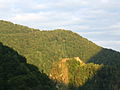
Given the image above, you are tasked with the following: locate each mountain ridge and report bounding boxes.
[0,20,120,90]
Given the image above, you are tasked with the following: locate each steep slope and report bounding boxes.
[51,58,120,90]
[68,60,120,90]
[50,57,85,90]
[0,42,57,90]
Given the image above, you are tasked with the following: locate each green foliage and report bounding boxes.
[88,48,120,66]
[67,60,120,90]
[0,20,120,90]
[0,42,57,90]
[0,20,104,74]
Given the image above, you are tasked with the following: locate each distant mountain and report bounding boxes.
[0,20,120,90]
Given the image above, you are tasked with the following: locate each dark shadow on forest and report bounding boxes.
[87,48,120,66]
[0,42,57,90]
[82,48,120,90]
[77,66,120,90]
[0,42,120,90]
[69,48,120,90]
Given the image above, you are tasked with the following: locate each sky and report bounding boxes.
[0,0,120,52]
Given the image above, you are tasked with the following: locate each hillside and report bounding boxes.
[0,42,57,90]
[0,20,120,90]
[50,58,120,90]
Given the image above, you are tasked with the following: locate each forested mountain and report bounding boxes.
[0,42,57,90]
[0,20,120,90]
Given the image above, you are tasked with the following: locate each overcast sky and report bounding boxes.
[0,0,120,52]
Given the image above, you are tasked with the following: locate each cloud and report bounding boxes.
[10,13,47,22]
[9,10,89,30]
[34,4,48,10]
[101,0,109,3]
[109,23,120,29]
[96,41,120,45]
[94,40,120,51]
[78,31,105,35]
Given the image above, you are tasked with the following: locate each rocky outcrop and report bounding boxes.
[50,57,84,90]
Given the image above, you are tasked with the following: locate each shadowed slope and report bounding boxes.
[51,56,120,90]
[88,48,120,65]
[67,54,120,90]
[0,42,57,90]
[77,65,120,90]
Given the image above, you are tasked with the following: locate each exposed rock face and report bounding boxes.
[50,57,84,90]
[74,57,83,63]
[60,57,84,64]
[50,58,69,84]
[50,59,69,90]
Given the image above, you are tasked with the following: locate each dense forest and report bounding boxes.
[0,42,57,90]
[0,20,120,90]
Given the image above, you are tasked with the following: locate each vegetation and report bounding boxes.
[0,20,120,90]
[0,42,57,90]
[67,59,120,90]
